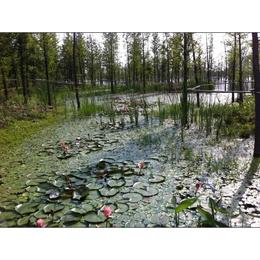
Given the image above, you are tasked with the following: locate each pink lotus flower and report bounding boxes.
[196,182,201,192]
[37,219,48,227]
[65,146,70,152]
[139,162,145,169]
[102,206,115,218]
[50,208,54,216]
[68,183,72,188]
[61,142,65,146]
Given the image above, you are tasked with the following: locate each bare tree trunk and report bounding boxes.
[224,42,228,91]
[206,33,210,84]
[182,33,188,127]
[142,35,146,93]
[73,33,80,109]
[110,33,115,94]
[19,34,27,105]
[42,34,52,106]
[191,35,200,107]
[239,33,243,103]
[252,33,260,157]
[232,33,237,103]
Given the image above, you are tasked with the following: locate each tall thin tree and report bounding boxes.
[73,33,80,109]
[238,33,243,103]
[232,33,237,103]
[252,33,260,157]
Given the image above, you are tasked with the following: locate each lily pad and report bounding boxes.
[53,180,66,188]
[82,204,94,212]
[107,179,126,188]
[86,191,100,200]
[150,215,170,226]
[17,215,30,226]
[149,175,165,183]
[73,186,90,200]
[0,211,18,220]
[115,203,129,213]
[134,187,159,197]
[123,193,143,203]
[61,213,82,223]
[34,210,48,219]
[15,203,39,215]
[87,183,104,190]
[63,221,86,228]
[43,203,64,213]
[125,221,145,228]
[26,186,38,192]
[71,207,87,215]
[99,187,119,197]
[84,211,106,223]
[46,189,61,199]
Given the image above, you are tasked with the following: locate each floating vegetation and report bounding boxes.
[0,93,260,228]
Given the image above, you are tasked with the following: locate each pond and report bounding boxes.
[1,91,260,228]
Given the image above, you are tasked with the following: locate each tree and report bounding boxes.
[141,33,150,93]
[191,34,200,107]
[123,33,131,86]
[151,33,160,83]
[206,33,213,84]
[60,33,74,82]
[102,33,118,94]
[0,33,12,101]
[182,33,189,128]
[238,33,243,103]
[73,33,80,109]
[252,33,260,157]
[129,33,141,91]
[232,33,237,103]
[38,33,53,106]
[16,33,29,104]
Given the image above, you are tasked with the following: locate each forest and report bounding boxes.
[1,32,260,228]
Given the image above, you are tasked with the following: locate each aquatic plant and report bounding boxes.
[36,219,48,228]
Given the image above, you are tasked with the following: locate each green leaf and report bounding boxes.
[150,215,170,226]
[99,187,118,197]
[134,187,158,197]
[46,189,61,199]
[208,197,216,211]
[73,186,89,200]
[82,204,94,212]
[231,214,240,219]
[17,215,30,226]
[248,213,260,218]
[43,203,64,213]
[215,221,229,227]
[198,220,215,227]
[215,206,229,214]
[175,197,198,213]
[148,176,165,183]
[84,211,106,223]
[107,179,126,188]
[15,203,39,215]
[61,213,82,223]
[115,203,129,213]
[171,196,177,209]
[123,193,143,203]
[197,205,215,225]
[86,183,104,190]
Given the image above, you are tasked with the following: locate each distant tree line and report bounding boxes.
[0,32,254,105]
